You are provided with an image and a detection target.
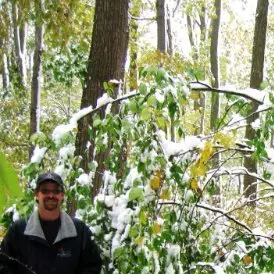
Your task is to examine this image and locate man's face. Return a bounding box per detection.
[35,182,64,211]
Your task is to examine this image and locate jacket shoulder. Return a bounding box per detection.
[10,217,27,233]
[71,217,88,231]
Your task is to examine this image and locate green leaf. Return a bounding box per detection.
[129,226,139,238]
[147,95,156,106]
[0,153,23,215]
[140,107,152,121]
[113,247,124,259]
[139,210,147,224]
[155,68,167,83]
[139,83,147,95]
[156,116,166,130]
[93,118,101,128]
[128,101,138,113]
[128,187,143,201]
[168,102,177,118]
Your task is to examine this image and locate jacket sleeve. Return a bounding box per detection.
[0,252,14,274]
[0,224,18,273]
[0,219,33,274]
[78,224,102,274]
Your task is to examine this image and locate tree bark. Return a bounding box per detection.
[156,0,167,53]
[129,0,140,91]
[244,0,268,201]
[2,53,10,89]
[11,1,27,87]
[210,0,221,129]
[70,0,129,216]
[187,6,207,135]
[166,4,173,55]
[29,1,44,158]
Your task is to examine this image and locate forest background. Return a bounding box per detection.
[1,0,274,273]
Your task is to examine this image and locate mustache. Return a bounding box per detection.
[44,198,58,202]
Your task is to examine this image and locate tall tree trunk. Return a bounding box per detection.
[69,0,129,216]
[11,1,26,87]
[243,0,268,202]
[1,36,10,90]
[156,0,167,53]
[2,53,10,89]
[29,1,44,158]
[166,4,173,55]
[187,5,207,135]
[129,0,141,91]
[0,36,9,89]
[210,0,221,204]
[210,0,221,128]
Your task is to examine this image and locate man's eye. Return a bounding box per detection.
[40,189,61,195]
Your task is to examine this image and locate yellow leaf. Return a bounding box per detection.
[189,91,200,100]
[160,188,170,200]
[190,179,199,190]
[149,170,163,191]
[191,163,206,177]
[152,222,162,234]
[149,176,161,190]
[200,141,214,163]
[135,236,144,245]
[214,132,235,149]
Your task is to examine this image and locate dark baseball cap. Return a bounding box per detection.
[36,172,64,190]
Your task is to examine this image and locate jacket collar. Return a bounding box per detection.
[24,210,77,244]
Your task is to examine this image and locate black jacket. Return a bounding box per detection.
[0,211,102,274]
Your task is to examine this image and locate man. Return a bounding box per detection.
[0,172,102,274]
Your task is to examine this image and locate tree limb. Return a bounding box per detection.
[190,81,267,104]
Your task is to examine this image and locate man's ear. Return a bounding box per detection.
[34,190,39,203]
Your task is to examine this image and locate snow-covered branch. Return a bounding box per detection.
[196,202,253,233]
[208,167,274,188]
[190,81,267,104]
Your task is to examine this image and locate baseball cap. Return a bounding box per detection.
[36,172,64,190]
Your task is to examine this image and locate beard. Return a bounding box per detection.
[42,198,59,211]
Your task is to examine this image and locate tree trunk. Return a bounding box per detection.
[129,0,140,91]
[166,4,173,55]
[12,1,26,87]
[243,0,268,202]
[210,0,221,129]
[187,6,207,135]
[210,0,222,204]
[70,0,129,216]
[29,1,44,158]
[2,53,10,89]
[156,0,167,53]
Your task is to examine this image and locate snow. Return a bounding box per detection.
[158,131,202,159]
[251,118,260,130]
[59,143,75,160]
[227,113,245,127]
[54,165,69,181]
[96,93,114,108]
[123,167,142,189]
[30,146,47,163]
[52,105,93,146]
[197,262,225,274]
[76,173,92,186]
[190,82,268,105]
[238,88,266,103]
